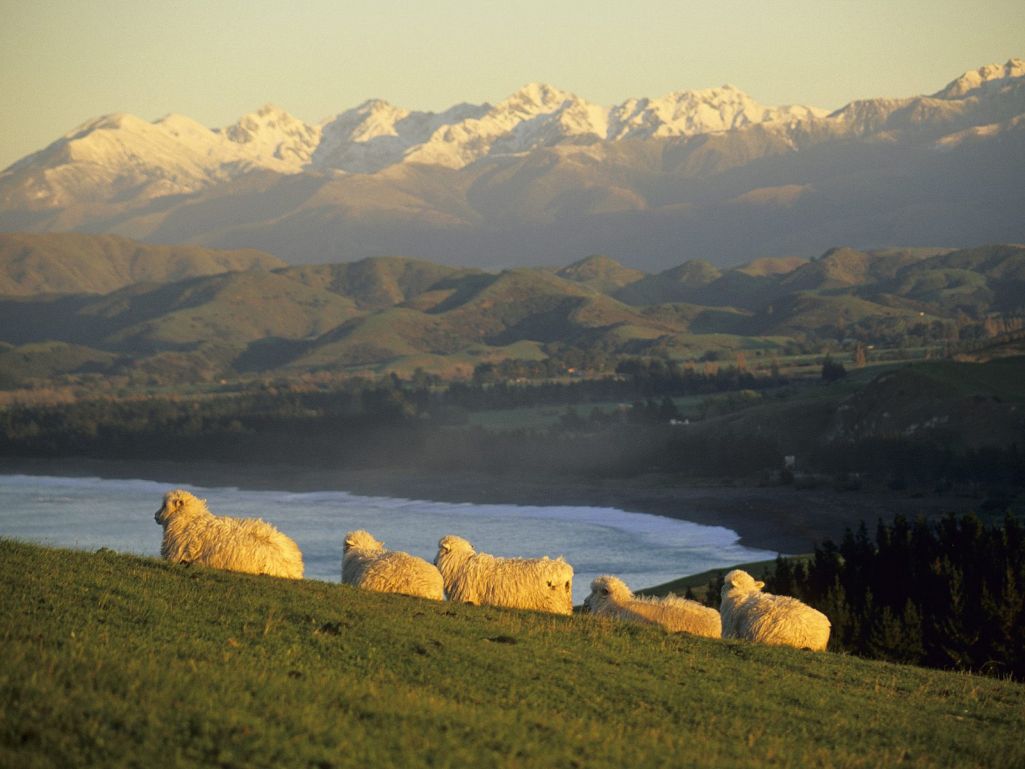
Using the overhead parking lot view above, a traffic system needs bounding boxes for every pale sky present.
[1,0,1023,170]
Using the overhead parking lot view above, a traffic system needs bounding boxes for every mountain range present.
[1,60,1024,270]
[1,232,1023,388]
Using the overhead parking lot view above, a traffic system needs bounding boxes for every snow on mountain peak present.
[934,58,1025,99]
[501,82,574,112]
[221,105,320,168]
[607,85,824,141]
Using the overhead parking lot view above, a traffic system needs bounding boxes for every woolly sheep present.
[583,575,721,638]
[434,535,573,615]
[342,529,444,600]
[154,489,304,579]
[719,569,830,651]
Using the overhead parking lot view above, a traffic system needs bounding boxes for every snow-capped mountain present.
[607,85,824,141]
[312,99,490,173]
[0,106,318,212]
[311,82,826,171]
[221,104,322,168]
[0,79,830,204]
[826,58,1025,138]
[934,59,1025,99]
[1,60,1023,271]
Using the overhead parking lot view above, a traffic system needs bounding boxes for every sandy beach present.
[0,457,981,554]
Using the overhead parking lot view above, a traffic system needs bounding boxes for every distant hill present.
[613,260,722,305]
[0,232,284,296]
[280,257,472,310]
[554,255,646,294]
[0,239,1023,385]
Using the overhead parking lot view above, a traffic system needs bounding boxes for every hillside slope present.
[2,539,1023,769]
[0,239,1023,386]
[0,232,284,296]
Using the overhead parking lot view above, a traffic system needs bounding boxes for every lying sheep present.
[342,529,444,600]
[434,535,573,615]
[583,575,721,638]
[719,569,830,651]
[154,489,303,579]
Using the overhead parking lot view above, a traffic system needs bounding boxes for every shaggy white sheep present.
[342,529,444,600]
[154,489,304,579]
[719,569,830,651]
[583,575,721,638]
[434,535,573,615]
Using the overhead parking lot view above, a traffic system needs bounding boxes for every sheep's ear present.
[755,580,765,590]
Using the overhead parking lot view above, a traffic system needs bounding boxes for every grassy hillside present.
[1,239,1024,387]
[2,539,1023,769]
[0,232,284,296]
[554,254,646,294]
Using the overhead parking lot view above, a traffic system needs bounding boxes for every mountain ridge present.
[2,59,1023,270]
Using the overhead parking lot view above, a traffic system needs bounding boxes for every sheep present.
[153,489,303,579]
[719,569,830,651]
[434,535,573,615]
[342,529,444,600]
[583,575,721,638]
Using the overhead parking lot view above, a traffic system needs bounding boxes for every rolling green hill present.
[0,235,1023,387]
[3,539,1022,769]
[0,231,284,296]
[671,356,1025,460]
[554,254,646,293]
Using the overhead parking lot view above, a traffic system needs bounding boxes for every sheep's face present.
[585,575,627,611]
[544,565,574,612]
[154,490,191,525]
[583,584,607,613]
[547,577,572,598]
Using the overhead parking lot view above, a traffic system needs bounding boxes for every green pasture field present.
[2,539,1023,769]
[464,396,709,431]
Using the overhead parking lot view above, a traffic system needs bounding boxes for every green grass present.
[464,395,710,431]
[2,540,1023,769]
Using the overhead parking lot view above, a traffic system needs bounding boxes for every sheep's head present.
[434,534,473,566]
[546,570,573,597]
[721,569,764,599]
[583,575,631,612]
[541,561,574,613]
[343,530,382,554]
[154,489,203,525]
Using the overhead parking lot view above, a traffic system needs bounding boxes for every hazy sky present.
[1,0,1023,170]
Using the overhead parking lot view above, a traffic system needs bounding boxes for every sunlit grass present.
[2,539,1023,769]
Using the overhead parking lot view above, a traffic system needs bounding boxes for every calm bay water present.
[0,474,777,603]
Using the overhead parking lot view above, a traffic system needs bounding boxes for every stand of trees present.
[765,514,1025,679]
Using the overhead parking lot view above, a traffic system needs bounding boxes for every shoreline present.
[0,457,980,554]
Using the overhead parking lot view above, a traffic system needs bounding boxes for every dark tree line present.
[763,514,1025,679]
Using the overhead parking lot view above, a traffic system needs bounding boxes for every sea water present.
[0,474,777,604]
